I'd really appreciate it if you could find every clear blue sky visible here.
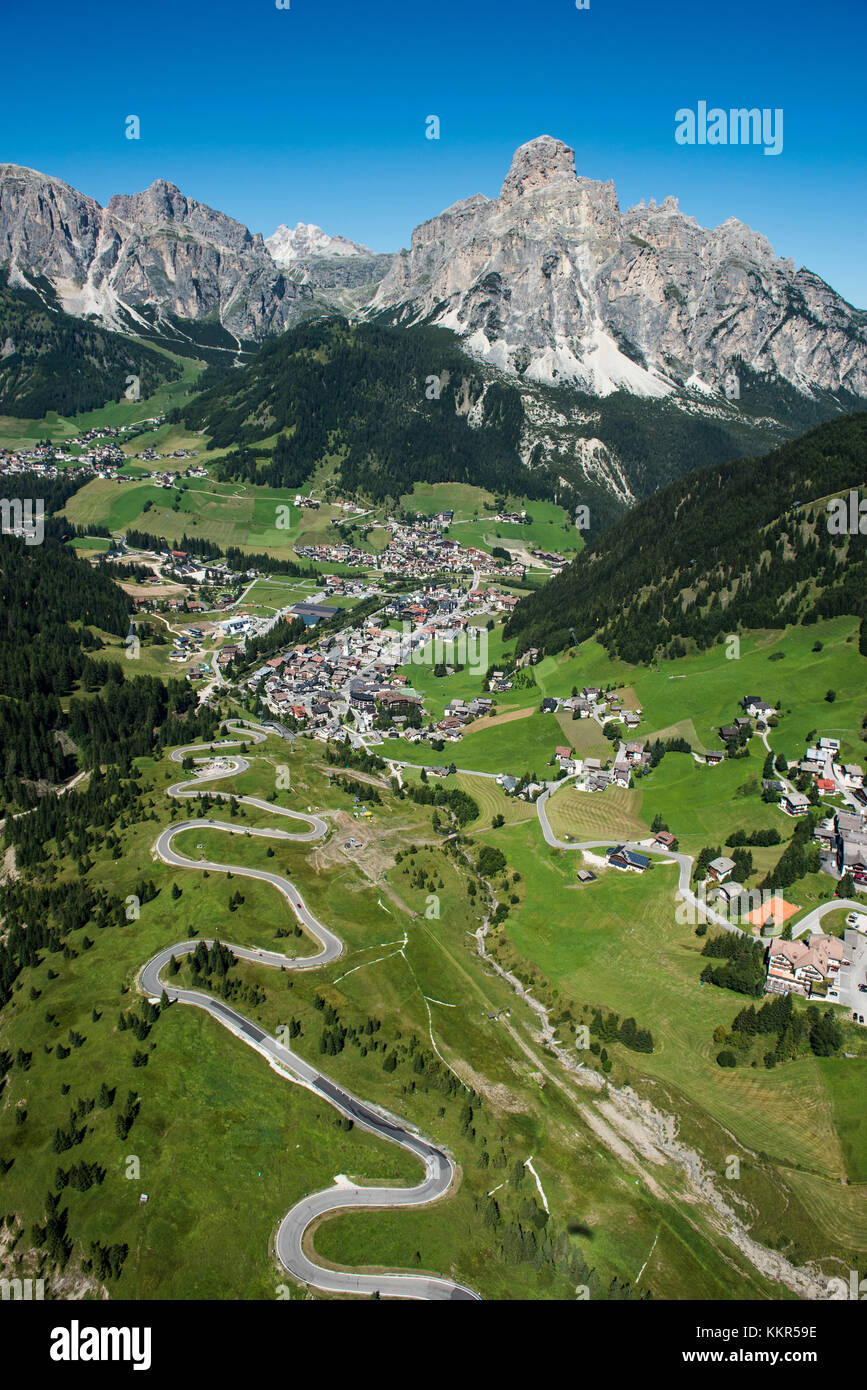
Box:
[2,0,865,305]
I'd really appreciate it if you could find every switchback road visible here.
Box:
[139,724,479,1300]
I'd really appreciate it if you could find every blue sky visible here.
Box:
[2,0,865,304]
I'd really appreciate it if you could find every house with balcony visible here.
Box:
[766,934,846,998]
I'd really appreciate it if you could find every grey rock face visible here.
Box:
[0,165,312,340]
[371,136,867,400]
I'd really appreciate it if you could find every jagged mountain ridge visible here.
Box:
[370,135,867,403]
[0,165,393,345]
[266,222,373,262]
[1,148,864,523]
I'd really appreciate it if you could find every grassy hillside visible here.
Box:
[5,721,861,1300]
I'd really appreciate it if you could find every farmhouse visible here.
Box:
[707,856,736,883]
[742,696,775,720]
[606,845,650,873]
[840,838,867,875]
[714,881,745,908]
[585,770,612,792]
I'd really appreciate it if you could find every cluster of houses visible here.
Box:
[440,696,495,737]
[250,616,425,736]
[467,587,521,615]
[813,807,867,881]
[794,736,863,796]
[714,694,777,754]
[295,541,369,568]
[0,439,125,484]
[495,772,546,799]
[775,740,866,867]
[540,686,643,730]
[1,417,180,488]
[531,549,567,569]
[380,518,525,580]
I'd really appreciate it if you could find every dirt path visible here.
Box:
[468,704,536,733]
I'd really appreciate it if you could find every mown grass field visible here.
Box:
[380,708,564,778]
[545,783,648,843]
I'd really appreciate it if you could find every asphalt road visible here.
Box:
[141,728,479,1301]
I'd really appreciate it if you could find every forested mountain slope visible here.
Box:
[0,476,213,807]
[177,317,558,504]
[506,413,867,663]
[0,269,181,416]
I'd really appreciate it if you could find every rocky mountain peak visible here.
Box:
[500,135,577,202]
[265,222,373,265]
[371,133,867,401]
[106,180,262,252]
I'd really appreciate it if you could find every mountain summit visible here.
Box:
[266,222,373,263]
[371,136,867,401]
[0,164,307,340]
[500,135,581,201]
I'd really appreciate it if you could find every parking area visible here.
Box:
[832,929,867,1023]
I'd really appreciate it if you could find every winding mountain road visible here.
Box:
[139,722,479,1300]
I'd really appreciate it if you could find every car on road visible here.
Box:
[859,983,867,993]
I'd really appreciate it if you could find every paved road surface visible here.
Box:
[140,727,478,1300]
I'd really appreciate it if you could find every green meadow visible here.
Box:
[468,809,867,1254]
